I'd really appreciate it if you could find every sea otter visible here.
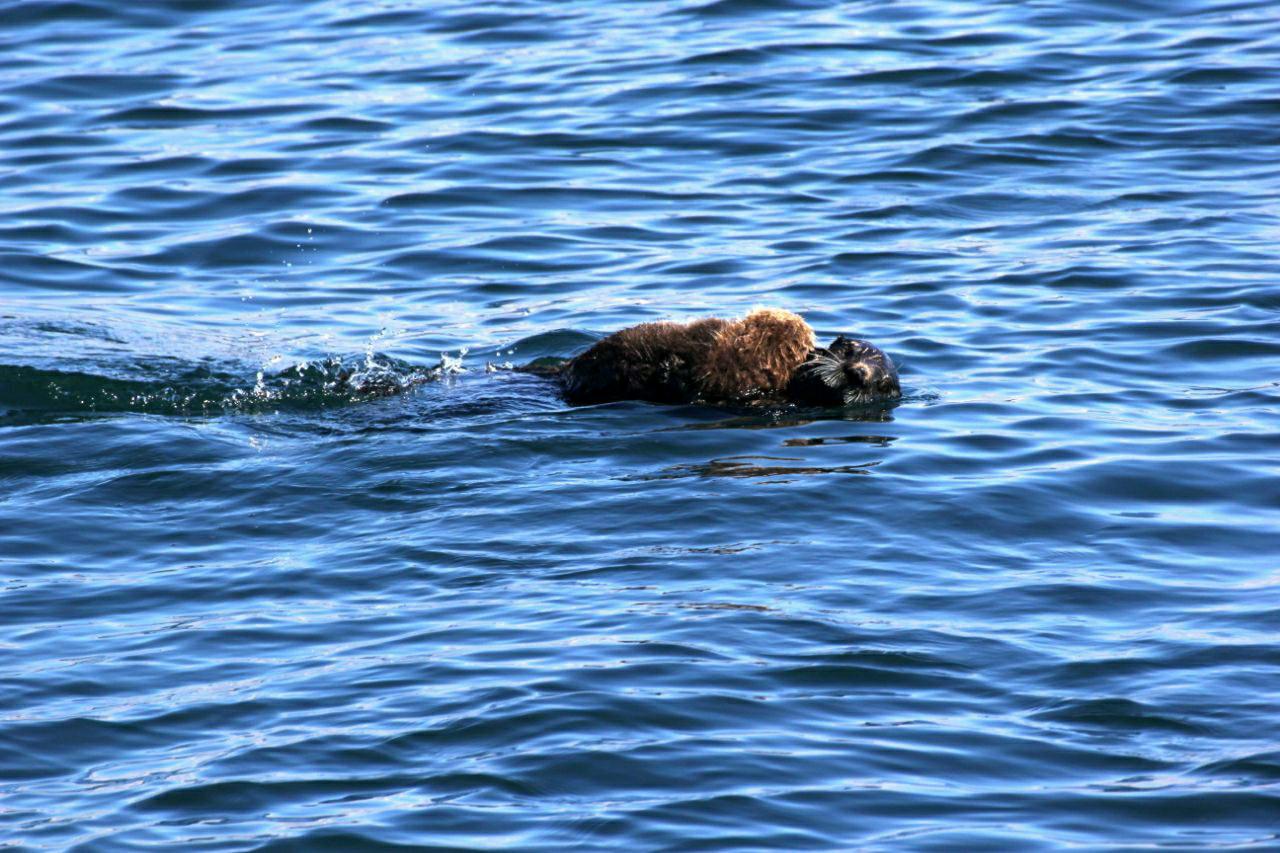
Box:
[528,308,900,407]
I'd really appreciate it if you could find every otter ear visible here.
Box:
[826,336,852,354]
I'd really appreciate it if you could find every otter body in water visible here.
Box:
[542,309,900,407]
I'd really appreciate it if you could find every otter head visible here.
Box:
[786,336,901,407]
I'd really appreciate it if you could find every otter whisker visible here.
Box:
[814,356,845,389]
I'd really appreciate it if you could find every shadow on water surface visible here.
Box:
[624,454,883,481]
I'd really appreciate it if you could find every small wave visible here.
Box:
[676,0,825,19]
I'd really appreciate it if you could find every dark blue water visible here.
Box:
[3,0,1279,848]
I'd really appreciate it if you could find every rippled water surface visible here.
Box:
[3,0,1279,848]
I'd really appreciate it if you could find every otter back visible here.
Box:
[558,309,816,405]
[559,317,729,404]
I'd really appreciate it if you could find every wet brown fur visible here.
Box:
[700,308,816,401]
[559,309,816,405]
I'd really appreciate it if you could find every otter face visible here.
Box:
[787,336,901,406]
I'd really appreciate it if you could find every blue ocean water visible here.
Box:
[2,0,1278,848]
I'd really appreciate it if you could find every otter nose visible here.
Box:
[845,363,875,385]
